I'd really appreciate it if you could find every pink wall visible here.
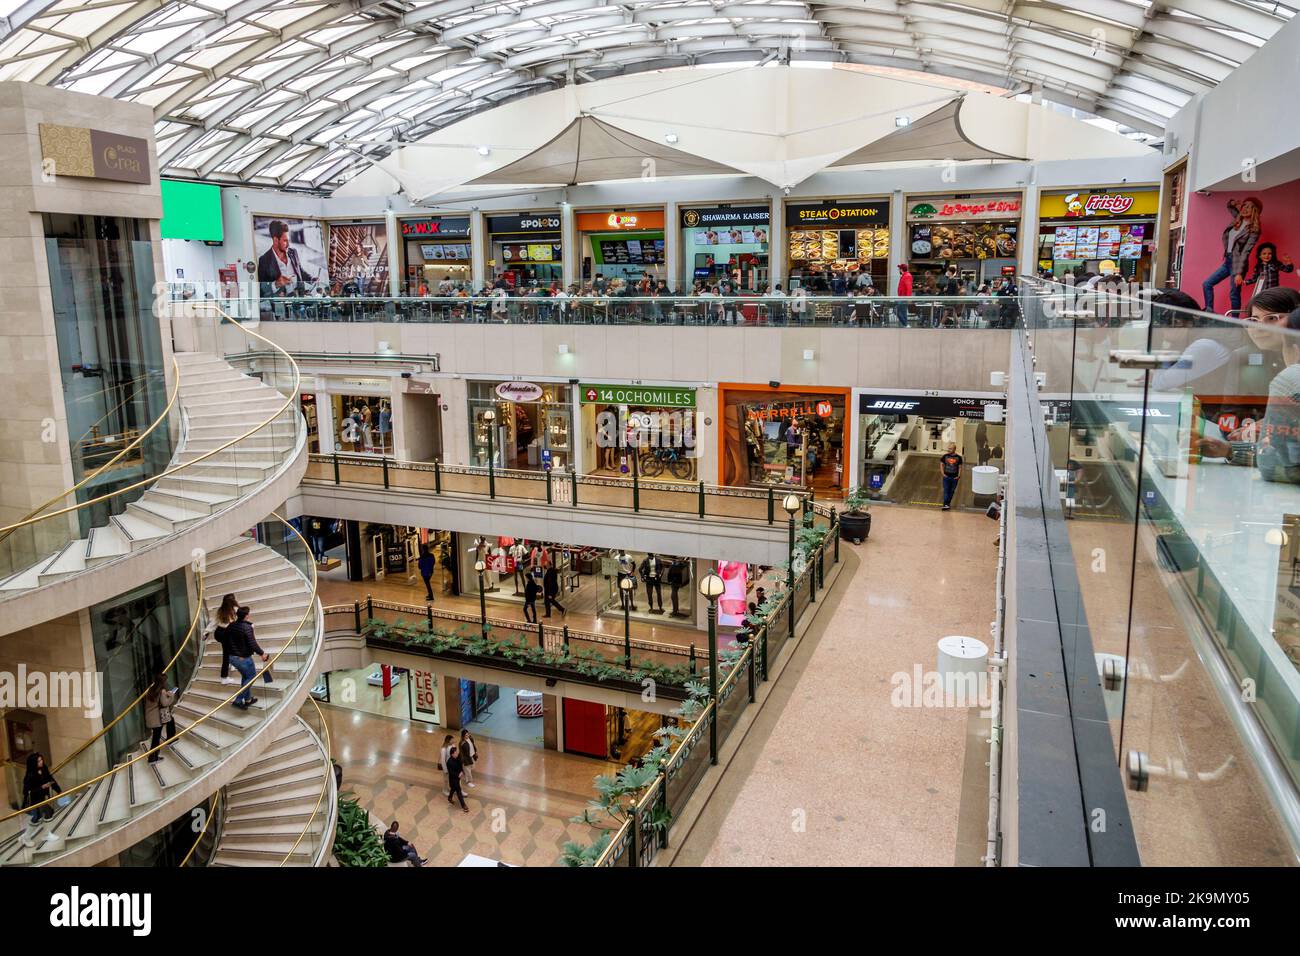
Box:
[1180,181,1300,311]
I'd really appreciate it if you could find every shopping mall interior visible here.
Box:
[1,0,1299,901]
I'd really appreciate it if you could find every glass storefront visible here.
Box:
[785,199,890,293]
[906,194,1022,289]
[487,212,563,289]
[855,392,1005,509]
[577,209,665,285]
[679,204,770,291]
[44,213,171,535]
[578,382,698,481]
[399,216,471,294]
[468,380,572,471]
[300,392,320,453]
[1036,188,1159,282]
[332,392,393,455]
[719,385,848,494]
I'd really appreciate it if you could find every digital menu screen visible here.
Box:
[599,239,662,264]
[1052,226,1077,259]
[1119,224,1145,259]
[1075,227,1100,260]
[1098,225,1122,258]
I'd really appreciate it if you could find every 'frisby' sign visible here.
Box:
[580,384,696,408]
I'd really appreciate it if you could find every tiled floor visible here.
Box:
[673,505,997,866]
[325,706,621,867]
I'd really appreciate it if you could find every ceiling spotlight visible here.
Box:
[895,115,911,127]
[664,132,679,144]
[802,349,815,361]
[557,343,570,355]
[476,145,491,156]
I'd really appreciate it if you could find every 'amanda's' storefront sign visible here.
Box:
[580,384,696,408]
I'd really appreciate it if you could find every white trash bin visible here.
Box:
[971,465,999,496]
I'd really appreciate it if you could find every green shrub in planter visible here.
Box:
[333,796,390,867]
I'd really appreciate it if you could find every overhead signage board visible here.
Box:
[580,384,696,408]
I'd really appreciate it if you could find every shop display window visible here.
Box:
[333,394,393,455]
[468,381,572,472]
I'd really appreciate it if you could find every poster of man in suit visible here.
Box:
[254,216,327,297]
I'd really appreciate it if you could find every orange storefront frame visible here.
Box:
[717,382,852,492]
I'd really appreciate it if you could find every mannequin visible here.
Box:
[616,551,638,611]
[667,557,691,618]
[640,554,664,613]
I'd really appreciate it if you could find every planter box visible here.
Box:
[839,511,871,543]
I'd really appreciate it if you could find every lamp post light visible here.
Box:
[619,576,634,668]
[483,408,497,499]
[698,569,725,765]
[474,559,488,636]
[782,493,801,590]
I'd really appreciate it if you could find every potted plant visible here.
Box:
[839,487,872,543]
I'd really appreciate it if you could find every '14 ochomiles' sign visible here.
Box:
[580,384,696,408]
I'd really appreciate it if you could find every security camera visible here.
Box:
[401,372,412,379]
[769,380,780,389]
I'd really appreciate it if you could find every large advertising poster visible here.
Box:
[253,215,328,296]
[716,560,749,627]
[327,221,389,295]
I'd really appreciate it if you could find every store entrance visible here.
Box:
[721,386,848,495]
[860,413,1004,509]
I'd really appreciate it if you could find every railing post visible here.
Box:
[788,594,795,644]
[809,566,816,603]
[332,451,340,485]
[629,801,640,868]
[831,508,839,562]
[354,600,361,634]
[538,621,545,649]
[366,594,374,620]
[426,604,433,632]
[748,648,756,703]
[562,625,570,654]
[434,458,442,495]
[689,643,697,676]
[760,625,768,681]
[632,446,640,513]
[570,468,578,508]
[546,466,553,505]
[698,480,704,518]
[657,763,669,849]
[767,485,774,524]
[382,456,390,489]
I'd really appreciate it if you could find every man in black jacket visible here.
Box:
[384,821,427,866]
[257,220,316,297]
[446,746,469,812]
[227,606,271,709]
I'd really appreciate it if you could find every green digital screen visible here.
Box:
[160,179,223,241]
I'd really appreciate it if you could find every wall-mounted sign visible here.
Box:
[487,213,561,233]
[580,384,696,408]
[333,377,390,392]
[785,200,890,228]
[38,124,152,184]
[412,669,438,718]
[400,217,471,237]
[907,196,1022,221]
[495,381,545,402]
[1038,190,1160,219]
[859,393,1007,419]
[680,205,770,228]
[576,210,665,231]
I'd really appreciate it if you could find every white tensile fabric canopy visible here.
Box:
[344,66,1153,201]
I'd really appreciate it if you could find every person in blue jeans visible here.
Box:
[225,606,271,708]
[939,442,963,511]
[1202,197,1262,314]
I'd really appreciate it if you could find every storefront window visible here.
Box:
[576,209,665,286]
[300,393,319,453]
[333,393,393,455]
[578,383,698,481]
[679,205,770,291]
[906,194,1021,289]
[488,213,563,289]
[400,216,471,294]
[855,393,1005,508]
[720,386,848,493]
[785,199,890,293]
[1036,188,1160,283]
[468,380,572,471]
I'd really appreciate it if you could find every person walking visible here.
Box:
[446,744,469,812]
[144,673,178,762]
[459,729,478,788]
[418,544,436,602]
[939,442,964,511]
[384,821,427,866]
[214,593,239,685]
[523,570,540,623]
[895,263,913,327]
[226,606,271,709]
[543,563,566,618]
[21,753,60,827]
[439,734,455,796]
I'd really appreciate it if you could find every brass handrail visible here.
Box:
[50,569,206,776]
[179,791,221,867]
[280,696,332,866]
[0,357,180,548]
[0,511,319,829]
[0,306,302,536]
